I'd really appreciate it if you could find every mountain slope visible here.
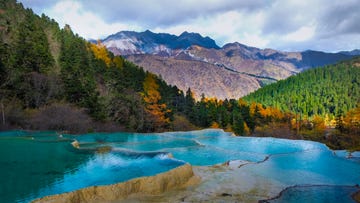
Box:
[299,50,356,68]
[244,57,360,118]
[339,49,360,56]
[103,30,219,56]
[127,54,261,99]
[0,1,287,139]
[102,30,357,99]
[178,43,300,80]
[0,0,191,133]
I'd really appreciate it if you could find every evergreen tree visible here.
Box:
[232,107,245,135]
[184,88,196,122]
[244,60,360,119]
[59,26,105,119]
[14,11,53,73]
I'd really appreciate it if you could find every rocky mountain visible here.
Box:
[339,49,360,56]
[126,54,261,100]
[103,30,219,56]
[101,30,358,100]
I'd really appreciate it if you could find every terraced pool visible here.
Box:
[0,129,359,202]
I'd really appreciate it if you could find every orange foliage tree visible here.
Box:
[142,73,170,130]
[210,121,220,128]
[89,40,111,67]
[342,106,360,135]
[312,115,326,131]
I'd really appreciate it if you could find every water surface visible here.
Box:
[261,185,359,203]
[0,129,359,202]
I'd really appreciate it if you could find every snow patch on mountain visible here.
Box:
[101,30,219,56]
[153,45,172,55]
[103,39,139,53]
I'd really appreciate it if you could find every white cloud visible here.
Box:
[241,32,270,48]
[153,10,268,48]
[19,0,360,52]
[44,0,141,39]
[283,26,316,42]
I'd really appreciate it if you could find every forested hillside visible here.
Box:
[0,0,186,133]
[243,58,360,149]
[0,1,358,150]
[0,0,269,135]
[244,58,360,118]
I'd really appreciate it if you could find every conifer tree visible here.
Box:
[142,73,170,131]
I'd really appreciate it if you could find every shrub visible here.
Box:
[29,103,92,133]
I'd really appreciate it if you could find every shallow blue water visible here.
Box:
[0,129,359,202]
[262,185,359,203]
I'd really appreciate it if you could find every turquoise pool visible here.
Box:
[0,129,359,202]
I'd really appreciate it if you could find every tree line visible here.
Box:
[0,1,358,150]
[0,1,288,135]
[244,60,360,120]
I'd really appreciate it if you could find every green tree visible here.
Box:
[232,108,245,135]
[184,88,196,122]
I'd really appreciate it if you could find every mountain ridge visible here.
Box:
[1,0,359,149]
[102,30,219,56]
[100,30,358,99]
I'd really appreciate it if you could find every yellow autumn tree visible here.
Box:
[343,106,360,134]
[238,98,247,107]
[312,115,326,131]
[249,102,264,116]
[243,122,250,135]
[112,56,123,68]
[89,40,111,67]
[210,121,220,128]
[142,73,170,130]
[259,106,284,121]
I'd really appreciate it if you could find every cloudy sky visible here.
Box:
[19,0,360,52]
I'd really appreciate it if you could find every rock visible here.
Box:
[352,189,360,202]
[126,54,261,100]
[96,146,112,154]
[32,164,199,203]
[221,193,232,197]
[222,161,230,166]
[71,140,80,149]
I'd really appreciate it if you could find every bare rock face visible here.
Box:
[123,44,301,100]
[126,55,261,100]
[185,43,301,80]
[32,164,199,203]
